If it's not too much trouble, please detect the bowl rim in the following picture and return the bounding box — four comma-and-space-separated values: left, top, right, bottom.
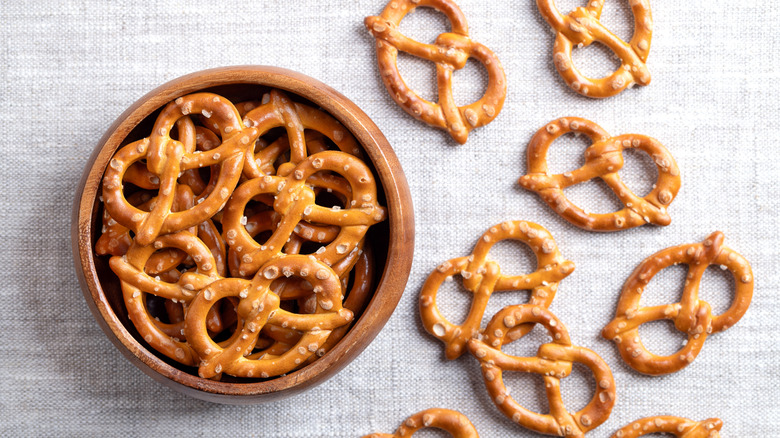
71, 65, 414, 403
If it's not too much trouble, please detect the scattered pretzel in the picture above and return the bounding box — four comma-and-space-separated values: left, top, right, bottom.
362, 408, 479, 438
420, 221, 574, 359
612, 416, 723, 438
468, 304, 615, 437
365, 0, 506, 144
537, 0, 653, 97
603, 231, 753, 375
98, 90, 386, 379
519, 117, 680, 231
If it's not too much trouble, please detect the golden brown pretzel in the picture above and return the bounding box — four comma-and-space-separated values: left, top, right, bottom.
241, 90, 363, 179
103, 95, 261, 245
365, 0, 506, 144
612, 416, 723, 438
603, 231, 753, 375
362, 408, 479, 438
518, 117, 680, 231
537, 0, 653, 98
222, 150, 385, 277
420, 221, 574, 359
109, 231, 223, 365
467, 304, 616, 437
185, 255, 354, 378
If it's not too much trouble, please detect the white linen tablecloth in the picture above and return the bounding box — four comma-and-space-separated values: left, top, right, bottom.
1, 0, 778, 435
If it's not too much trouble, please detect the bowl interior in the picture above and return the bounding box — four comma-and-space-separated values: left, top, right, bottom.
75, 67, 411, 402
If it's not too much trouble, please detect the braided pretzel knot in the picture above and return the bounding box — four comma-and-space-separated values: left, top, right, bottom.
365, 0, 506, 144
103, 93, 261, 245
519, 117, 680, 231
420, 221, 575, 359
468, 305, 616, 437
185, 255, 353, 379
537, 0, 652, 98
362, 408, 479, 438
603, 231, 754, 375
612, 416, 723, 438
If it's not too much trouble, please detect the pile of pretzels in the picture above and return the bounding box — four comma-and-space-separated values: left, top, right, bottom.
96, 89, 386, 379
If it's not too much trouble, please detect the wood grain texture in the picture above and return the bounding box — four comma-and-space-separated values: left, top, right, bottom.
71, 66, 414, 404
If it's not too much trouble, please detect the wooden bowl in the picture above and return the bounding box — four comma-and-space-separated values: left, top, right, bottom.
71, 66, 414, 404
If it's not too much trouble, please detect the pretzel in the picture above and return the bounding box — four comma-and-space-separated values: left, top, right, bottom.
103, 95, 262, 245
240, 89, 364, 179
185, 255, 353, 378
603, 231, 754, 375
420, 221, 574, 359
468, 304, 616, 437
222, 150, 385, 278
612, 416, 723, 438
536, 0, 653, 98
109, 230, 223, 365
519, 117, 680, 231
365, 0, 506, 144
362, 408, 479, 438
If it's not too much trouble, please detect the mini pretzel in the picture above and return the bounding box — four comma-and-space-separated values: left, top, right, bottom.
468, 305, 616, 437
103, 95, 262, 245
222, 150, 385, 277
185, 255, 354, 378
362, 408, 479, 438
519, 117, 680, 231
603, 231, 754, 375
241, 89, 364, 179
365, 0, 506, 144
420, 221, 574, 359
109, 231, 223, 365
612, 416, 723, 438
537, 0, 653, 97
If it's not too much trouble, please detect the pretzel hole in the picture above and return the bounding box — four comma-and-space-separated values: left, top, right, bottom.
594, 0, 636, 44
569, 179, 625, 215
497, 323, 553, 359
435, 276, 474, 325
484, 240, 537, 278
700, 264, 736, 316
398, 5, 452, 46
397, 51, 438, 103
451, 58, 489, 107
145, 294, 177, 324
617, 148, 657, 198
205, 298, 240, 343
558, 362, 597, 415
571, 42, 622, 79
637, 319, 688, 356
638, 264, 687, 308
500, 371, 550, 414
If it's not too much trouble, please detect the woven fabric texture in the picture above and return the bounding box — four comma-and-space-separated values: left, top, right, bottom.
1, 0, 778, 436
